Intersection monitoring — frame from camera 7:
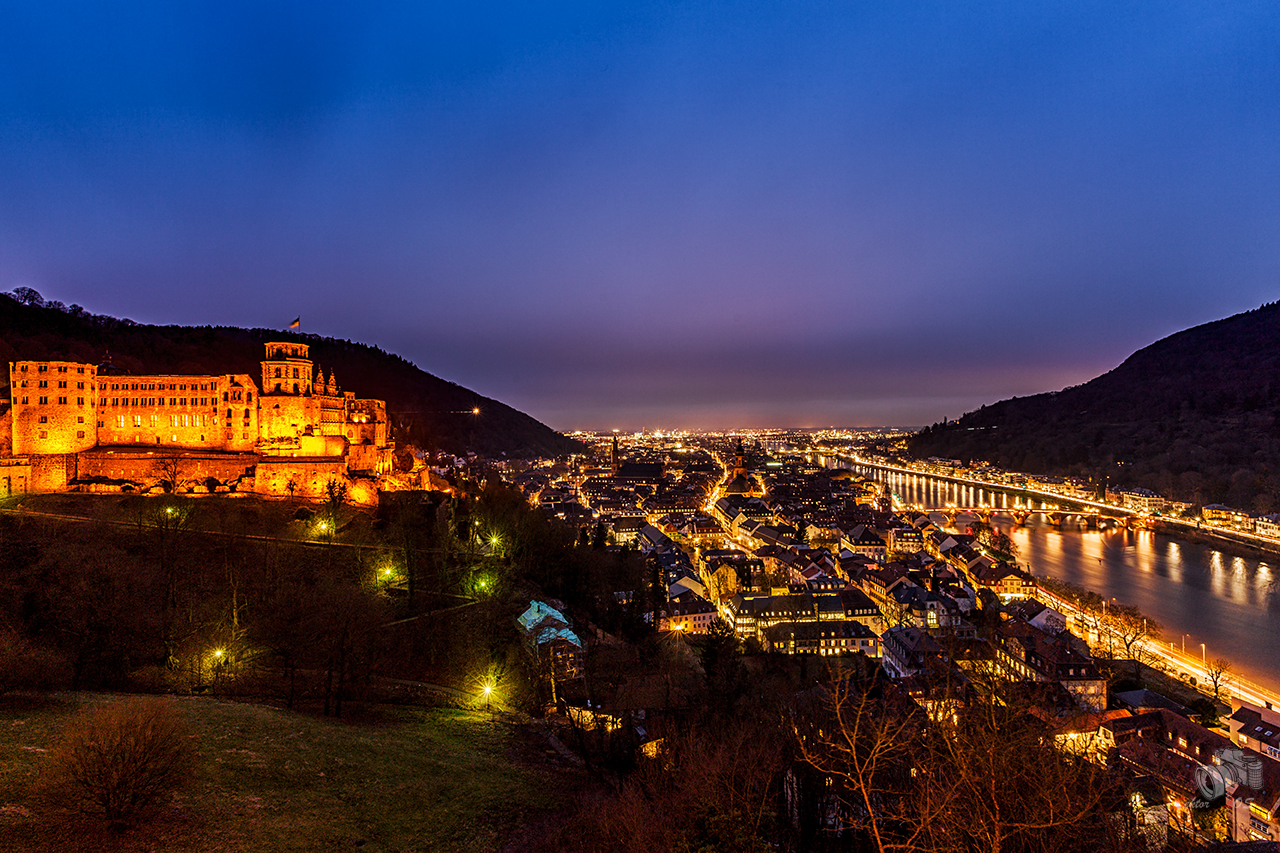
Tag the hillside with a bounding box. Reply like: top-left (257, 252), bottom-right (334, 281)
top-left (909, 301), bottom-right (1280, 511)
top-left (0, 292), bottom-right (581, 458)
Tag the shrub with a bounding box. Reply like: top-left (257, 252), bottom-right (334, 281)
top-left (0, 628), bottom-right (71, 695)
top-left (40, 697), bottom-right (198, 829)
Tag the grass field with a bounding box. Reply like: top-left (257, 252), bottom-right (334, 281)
top-left (0, 693), bottom-right (577, 852)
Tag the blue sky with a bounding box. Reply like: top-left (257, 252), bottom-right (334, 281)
top-left (2, 1), bottom-right (1278, 429)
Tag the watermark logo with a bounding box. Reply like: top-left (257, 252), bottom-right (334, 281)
top-left (1192, 747), bottom-right (1260, 809)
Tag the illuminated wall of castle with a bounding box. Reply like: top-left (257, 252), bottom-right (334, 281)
top-left (4, 341), bottom-right (394, 493)
top-left (9, 361), bottom-right (99, 456)
top-left (97, 373), bottom-right (260, 452)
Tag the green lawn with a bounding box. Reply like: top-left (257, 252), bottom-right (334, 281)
top-left (0, 693), bottom-right (574, 852)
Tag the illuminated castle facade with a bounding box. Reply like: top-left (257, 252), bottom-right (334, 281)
top-left (1, 342), bottom-right (393, 501)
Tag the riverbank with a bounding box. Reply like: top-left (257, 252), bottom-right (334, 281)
top-left (1153, 518), bottom-right (1280, 560)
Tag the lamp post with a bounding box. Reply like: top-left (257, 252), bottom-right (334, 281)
top-left (482, 683), bottom-right (493, 716)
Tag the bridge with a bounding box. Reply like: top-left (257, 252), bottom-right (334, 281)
top-left (922, 506), bottom-right (1141, 529)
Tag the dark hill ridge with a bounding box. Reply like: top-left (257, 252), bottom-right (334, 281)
top-left (909, 301), bottom-right (1280, 512)
top-left (0, 293), bottom-right (580, 458)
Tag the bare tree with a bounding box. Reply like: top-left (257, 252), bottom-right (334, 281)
top-left (1205, 656), bottom-right (1233, 703)
top-left (154, 453), bottom-right (186, 493)
top-left (1105, 604), bottom-right (1160, 678)
top-left (793, 678), bottom-right (939, 853)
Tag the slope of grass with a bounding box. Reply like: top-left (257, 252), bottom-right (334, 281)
top-left (0, 693), bottom-right (573, 853)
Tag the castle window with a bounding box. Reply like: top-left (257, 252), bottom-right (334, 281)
top-left (77, 398), bottom-right (84, 406)
top-left (77, 416), bottom-right (84, 424)
top-left (58, 380), bottom-right (67, 389)
top-left (20, 365), bottom-right (26, 372)
top-left (20, 397), bottom-right (26, 404)
top-left (117, 416), bottom-right (125, 428)
top-left (292, 368), bottom-right (299, 379)
top-left (274, 368), bottom-right (281, 378)
top-left (59, 396), bottom-right (67, 404)
top-left (77, 382), bottom-right (83, 389)
top-left (226, 409), bottom-right (232, 419)
top-left (246, 392), bottom-right (252, 402)
top-left (38, 415), bottom-right (47, 424)
top-left (38, 396), bottom-right (47, 404)
top-left (78, 367), bottom-right (84, 373)
top-left (293, 383), bottom-right (299, 394)
top-left (77, 431), bottom-right (85, 439)
top-left (39, 430), bottom-right (47, 439)
top-left (133, 415), bottom-right (142, 427)
top-left (38, 380), bottom-right (47, 388)
top-left (58, 366), bottom-right (66, 373)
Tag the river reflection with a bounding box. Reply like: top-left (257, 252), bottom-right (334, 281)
top-left (819, 457), bottom-right (1280, 694)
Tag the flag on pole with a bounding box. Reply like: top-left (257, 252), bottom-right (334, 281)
top-left (288, 317), bottom-right (300, 329)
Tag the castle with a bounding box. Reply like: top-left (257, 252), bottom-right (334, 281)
top-left (0, 342), bottom-right (394, 503)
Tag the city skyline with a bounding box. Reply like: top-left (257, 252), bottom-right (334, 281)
top-left (2, 2), bottom-right (1278, 430)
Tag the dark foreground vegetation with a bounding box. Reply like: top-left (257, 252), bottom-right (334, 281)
top-left (0, 487), bottom-right (1208, 851)
top-left (911, 300), bottom-right (1280, 511)
top-left (0, 695), bottom-right (565, 852)
top-left (0, 289), bottom-right (579, 456)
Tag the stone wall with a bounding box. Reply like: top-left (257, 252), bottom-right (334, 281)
top-left (77, 448), bottom-right (259, 492)
top-left (9, 361), bottom-right (99, 455)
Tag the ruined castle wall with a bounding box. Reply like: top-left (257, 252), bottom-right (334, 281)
top-left (258, 395), bottom-right (321, 450)
top-left (254, 457), bottom-right (350, 500)
top-left (77, 448), bottom-right (259, 492)
top-left (9, 361), bottom-right (99, 456)
top-left (0, 403), bottom-right (11, 457)
top-left (0, 456), bottom-right (31, 496)
top-left (29, 453), bottom-right (77, 492)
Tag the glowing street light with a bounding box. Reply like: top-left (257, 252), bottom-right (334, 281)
top-left (482, 683), bottom-right (493, 714)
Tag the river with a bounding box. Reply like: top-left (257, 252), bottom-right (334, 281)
top-left (817, 457), bottom-right (1280, 696)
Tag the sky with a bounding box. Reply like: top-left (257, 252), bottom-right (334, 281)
top-left (1, 2), bottom-right (1279, 431)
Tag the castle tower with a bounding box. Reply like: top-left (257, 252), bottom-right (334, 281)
top-left (261, 342), bottom-right (313, 397)
top-left (611, 435), bottom-right (619, 476)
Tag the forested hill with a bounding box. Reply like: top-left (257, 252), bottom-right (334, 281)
top-left (0, 292), bottom-right (581, 458)
top-left (909, 301), bottom-right (1280, 512)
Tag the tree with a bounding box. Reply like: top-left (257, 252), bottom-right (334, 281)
top-left (321, 478), bottom-right (347, 541)
top-left (794, 675), bottom-right (1136, 853)
top-left (155, 454), bottom-right (186, 493)
top-left (698, 617), bottom-right (742, 713)
top-left (792, 678), bottom-right (933, 853)
top-left (1105, 604), bottom-right (1160, 679)
top-left (1205, 656), bottom-right (1233, 703)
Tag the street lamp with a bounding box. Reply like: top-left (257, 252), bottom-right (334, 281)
top-left (482, 683), bottom-right (493, 715)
